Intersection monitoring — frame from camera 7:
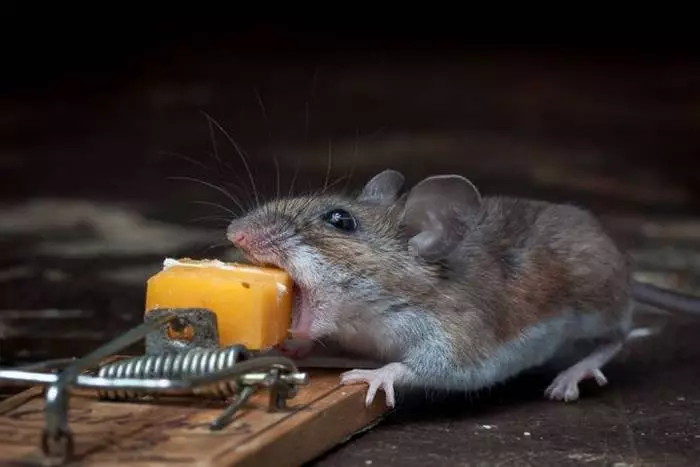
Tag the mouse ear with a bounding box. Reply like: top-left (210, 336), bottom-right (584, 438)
top-left (357, 169), bottom-right (405, 205)
top-left (401, 174), bottom-right (482, 261)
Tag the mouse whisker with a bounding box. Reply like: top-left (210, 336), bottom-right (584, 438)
top-left (192, 200), bottom-right (240, 217)
top-left (212, 157), bottom-right (253, 208)
top-left (302, 66), bottom-right (321, 145)
top-left (185, 241), bottom-right (231, 257)
top-left (311, 338), bottom-right (328, 348)
top-left (288, 161), bottom-right (301, 198)
top-left (253, 86), bottom-right (272, 141)
top-left (205, 115), bottom-right (222, 167)
top-left (341, 127), bottom-right (360, 193)
top-left (322, 138), bottom-right (333, 193)
top-left (198, 114), bottom-right (253, 205)
top-left (170, 176), bottom-right (246, 213)
top-left (163, 149), bottom-right (249, 211)
top-left (324, 174), bottom-right (350, 193)
top-left (185, 215), bottom-right (232, 226)
top-left (199, 110), bottom-right (260, 209)
top-left (159, 150), bottom-right (213, 172)
top-left (273, 155), bottom-right (281, 202)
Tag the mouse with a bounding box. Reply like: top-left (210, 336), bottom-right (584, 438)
top-left (226, 168), bottom-right (700, 407)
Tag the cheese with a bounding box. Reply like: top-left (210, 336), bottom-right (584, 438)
top-left (145, 258), bottom-right (293, 350)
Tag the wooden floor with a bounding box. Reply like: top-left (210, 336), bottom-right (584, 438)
top-left (1, 28), bottom-right (700, 465)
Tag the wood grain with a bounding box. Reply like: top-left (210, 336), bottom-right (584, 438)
top-left (0, 370), bottom-right (389, 466)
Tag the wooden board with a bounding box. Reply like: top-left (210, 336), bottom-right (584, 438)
top-left (0, 370), bottom-right (389, 466)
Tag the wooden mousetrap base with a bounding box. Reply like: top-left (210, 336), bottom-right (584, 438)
top-left (0, 369), bottom-right (389, 466)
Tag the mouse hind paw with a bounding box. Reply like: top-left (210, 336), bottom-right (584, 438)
top-left (545, 366), bottom-right (608, 402)
top-left (544, 342), bottom-right (623, 402)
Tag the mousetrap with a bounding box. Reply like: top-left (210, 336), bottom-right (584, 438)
top-left (0, 259), bottom-right (390, 466)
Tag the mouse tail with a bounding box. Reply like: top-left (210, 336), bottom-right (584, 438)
top-left (632, 280), bottom-right (700, 315)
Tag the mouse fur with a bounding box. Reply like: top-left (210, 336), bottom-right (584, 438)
top-left (226, 169), bottom-right (686, 407)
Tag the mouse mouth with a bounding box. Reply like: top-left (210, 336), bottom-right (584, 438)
top-left (232, 249), bottom-right (314, 339)
top-left (289, 282), bottom-right (314, 340)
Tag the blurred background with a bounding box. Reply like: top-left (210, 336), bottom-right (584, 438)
top-left (1, 18), bottom-right (699, 464)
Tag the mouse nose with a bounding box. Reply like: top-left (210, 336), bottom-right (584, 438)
top-left (229, 231), bottom-right (247, 247)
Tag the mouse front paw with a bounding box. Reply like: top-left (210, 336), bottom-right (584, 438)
top-left (340, 362), bottom-right (410, 408)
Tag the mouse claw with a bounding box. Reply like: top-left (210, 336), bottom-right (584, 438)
top-left (340, 363), bottom-right (409, 408)
top-left (545, 366), bottom-right (609, 402)
top-left (341, 369), bottom-right (396, 407)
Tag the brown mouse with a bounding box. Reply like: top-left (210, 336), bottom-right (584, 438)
top-left (226, 169), bottom-right (700, 407)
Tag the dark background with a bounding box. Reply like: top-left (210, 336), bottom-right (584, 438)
top-left (4, 23), bottom-right (700, 216)
top-left (1, 19), bottom-right (700, 465)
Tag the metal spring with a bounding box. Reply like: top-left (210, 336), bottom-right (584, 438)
top-left (96, 345), bottom-right (249, 401)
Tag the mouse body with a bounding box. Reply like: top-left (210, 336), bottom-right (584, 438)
top-left (227, 169), bottom-right (696, 407)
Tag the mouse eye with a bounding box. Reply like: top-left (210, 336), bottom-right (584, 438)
top-left (321, 208), bottom-right (358, 232)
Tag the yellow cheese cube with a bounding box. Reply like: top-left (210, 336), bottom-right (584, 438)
top-left (145, 258), bottom-right (293, 350)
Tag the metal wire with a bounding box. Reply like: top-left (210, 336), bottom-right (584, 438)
top-left (14, 358), bottom-right (79, 372)
top-left (96, 345), bottom-right (249, 400)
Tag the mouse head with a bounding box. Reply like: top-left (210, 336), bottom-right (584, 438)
top-left (226, 169), bottom-right (481, 340)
